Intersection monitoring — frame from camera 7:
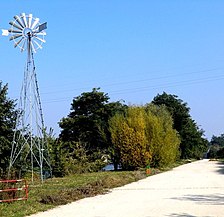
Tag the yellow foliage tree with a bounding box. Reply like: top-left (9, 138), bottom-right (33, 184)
top-left (109, 105), bottom-right (180, 169)
top-left (109, 106), bottom-right (151, 170)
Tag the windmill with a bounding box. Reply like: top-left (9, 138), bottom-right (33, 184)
top-left (2, 13), bottom-right (51, 182)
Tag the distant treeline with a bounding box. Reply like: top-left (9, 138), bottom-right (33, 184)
top-left (0, 82), bottom-right (215, 178)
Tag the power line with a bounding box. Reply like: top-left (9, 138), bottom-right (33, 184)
top-left (42, 72), bottom-right (224, 104)
top-left (40, 68), bottom-right (221, 95)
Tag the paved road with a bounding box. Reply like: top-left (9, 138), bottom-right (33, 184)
top-left (29, 160), bottom-right (224, 217)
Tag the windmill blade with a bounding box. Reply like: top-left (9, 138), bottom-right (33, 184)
top-left (30, 41), bottom-right (36, 53)
top-left (31, 18), bottom-right (40, 30)
top-left (20, 39), bottom-right (26, 52)
top-left (9, 21), bottom-right (23, 31)
top-left (28, 14), bottom-right (33, 28)
top-left (33, 39), bottom-right (42, 49)
top-left (32, 28), bottom-right (39, 33)
top-left (34, 36), bottom-right (46, 43)
top-left (8, 29), bottom-right (22, 34)
top-left (36, 31), bottom-right (46, 36)
top-left (14, 37), bottom-right (24, 48)
top-left (10, 34), bottom-right (23, 41)
top-left (14, 15), bottom-right (25, 28)
top-left (21, 13), bottom-right (28, 27)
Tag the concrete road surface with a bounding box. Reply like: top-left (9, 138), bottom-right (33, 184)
top-left (28, 160), bottom-right (224, 217)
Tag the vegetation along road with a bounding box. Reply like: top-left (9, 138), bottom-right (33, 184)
top-left (28, 160), bottom-right (224, 217)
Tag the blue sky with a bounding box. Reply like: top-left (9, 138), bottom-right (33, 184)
top-left (0, 0), bottom-right (224, 139)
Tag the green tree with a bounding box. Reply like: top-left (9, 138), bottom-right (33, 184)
top-left (145, 104), bottom-right (180, 167)
top-left (180, 119), bottom-right (207, 159)
top-left (59, 88), bottom-right (110, 150)
top-left (59, 88), bottom-right (126, 166)
top-left (152, 92), bottom-right (207, 159)
top-left (0, 82), bottom-right (17, 177)
top-left (208, 134), bottom-right (224, 159)
top-left (48, 139), bottom-right (64, 177)
top-left (210, 134), bottom-right (224, 146)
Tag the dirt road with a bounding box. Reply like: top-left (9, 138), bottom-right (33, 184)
top-left (28, 160), bottom-right (224, 217)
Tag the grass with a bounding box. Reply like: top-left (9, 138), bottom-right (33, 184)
top-left (0, 170), bottom-right (147, 217)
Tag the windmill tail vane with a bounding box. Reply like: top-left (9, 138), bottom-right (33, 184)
top-left (2, 29), bottom-right (9, 36)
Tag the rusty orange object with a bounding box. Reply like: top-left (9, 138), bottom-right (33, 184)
top-left (146, 168), bottom-right (151, 175)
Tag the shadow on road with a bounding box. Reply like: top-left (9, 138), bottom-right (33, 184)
top-left (171, 193), bottom-right (224, 205)
top-left (216, 161), bottom-right (224, 174)
top-left (167, 213), bottom-right (211, 217)
top-left (167, 213), bottom-right (196, 217)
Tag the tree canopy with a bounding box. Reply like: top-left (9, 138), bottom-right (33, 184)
top-left (59, 88), bottom-right (110, 150)
top-left (56, 89), bottom-right (209, 174)
top-left (152, 92), bottom-right (207, 159)
top-left (145, 104), bottom-right (180, 167)
top-left (210, 134), bottom-right (224, 146)
top-left (109, 106), bottom-right (151, 170)
top-left (58, 88), bottom-right (127, 173)
top-left (0, 82), bottom-right (17, 177)
top-left (0, 82), bottom-right (213, 177)
top-left (208, 133), bottom-right (224, 159)
top-left (109, 105), bottom-right (180, 169)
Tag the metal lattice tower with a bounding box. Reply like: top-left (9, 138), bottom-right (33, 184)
top-left (2, 13), bottom-right (51, 182)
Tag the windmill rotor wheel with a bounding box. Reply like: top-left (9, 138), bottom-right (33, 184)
top-left (8, 13), bottom-right (46, 53)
